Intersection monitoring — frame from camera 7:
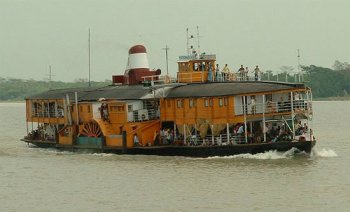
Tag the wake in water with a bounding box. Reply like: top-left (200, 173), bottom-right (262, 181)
top-left (206, 147), bottom-right (338, 160)
top-left (311, 148), bottom-right (338, 158)
top-left (206, 147), bottom-right (303, 160)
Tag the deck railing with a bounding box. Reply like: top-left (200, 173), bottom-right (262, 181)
top-left (234, 100), bottom-right (312, 115)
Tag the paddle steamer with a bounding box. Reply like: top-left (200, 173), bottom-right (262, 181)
top-left (22, 42), bottom-right (316, 157)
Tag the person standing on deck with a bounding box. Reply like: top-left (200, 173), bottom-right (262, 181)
top-left (133, 134), bottom-right (140, 146)
top-left (222, 64), bottom-right (230, 81)
top-left (254, 65), bottom-right (261, 81)
top-left (208, 64), bottom-right (213, 82)
top-left (215, 64), bottom-right (220, 81)
top-left (238, 65), bottom-right (245, 81)
top-left (245, 67), bottom-right (249, 80)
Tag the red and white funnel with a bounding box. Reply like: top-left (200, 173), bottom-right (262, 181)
top-left (112, 45), bottom-right (161, 85)
top-left (126, 45), bottom-right (150, 70)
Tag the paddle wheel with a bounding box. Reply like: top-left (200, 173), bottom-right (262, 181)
top-left (80, 121), bottom-right (102, 138)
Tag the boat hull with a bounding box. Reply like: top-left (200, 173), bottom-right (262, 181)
top-left (21, 139), bottom-right (316, 157)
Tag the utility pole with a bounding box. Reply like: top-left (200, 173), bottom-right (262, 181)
top-left (162, 45), bottom-right (170, 75)
top-left (297, 49), bottom-right (301, 82)
top-left (49, 65), bottom-right (52, 82)
top-left (88, 28), bottom-right (91, 87)
top-left (47, 65), bottom-right (55, 89)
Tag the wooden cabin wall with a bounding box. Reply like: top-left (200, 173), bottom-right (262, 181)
top-left (108, 103), bottom-right (127, 124)
top-left (71, 103), bottom-right (93, 124)
top-left (161, 96), bottom-right (242, 125)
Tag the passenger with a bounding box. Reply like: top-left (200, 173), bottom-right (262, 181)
top-left (201, 62), bottom-right (206, 71)
top-left (303, 123), bottom-right (308, 133)
top-left (238, 65), bottom-right (245, 81)
top-left (254, 65), bottom-right (261, 81)
top-left (237, 124), bottom-right (244, 143)
top-left (161, 129), bottom-right (167, 145)
top-left (215, 64), bottom-right (220, 81)
top-left (169, 129), bottom-right (174, 144)
top-left (133, 134), bottom-right (140, 146)
top-left (222, 64), bottom-right (230, 81)
top-left (208, 64), bottom-right (213, 82)
top-left (249, 96), bottom-right (256, 114)
top-left (245, 67), bottom-right (249, 80)
top-left (153, 130), bottom-right (159, 145)
top-left (166, 129), bottom-right (171, 144)
top-left (294, 121), bottom-right (300, 135)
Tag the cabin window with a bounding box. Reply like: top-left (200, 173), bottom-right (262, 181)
top-left (224, 97), bottom-right (228, 106)
top-left (204, 99), bottom-right (209, 107)
top-left (111, 105), bottom-right (124, 112)
top-left (194, 63), bottom-right (198, 71)
top-left (128, 105), bottom-right (133, 112)
top-left (87, 105), bottom-right (91, 113)
top-left (189, 99), bottom-right (194, 108)
top-left (177, 99), bottom-right (183, 108)
top-left (219, 98), bottom-right (223, 107)
top-left (209, 98), bottom-right (213, 107)
top-left (80, 106), bottom-right (83, 112)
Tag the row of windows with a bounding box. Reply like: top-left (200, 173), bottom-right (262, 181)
top-left (173, 98), bottom-right (229, 108)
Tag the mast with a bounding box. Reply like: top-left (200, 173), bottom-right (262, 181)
top-left (186, 28), bottom-right (190, 56)
top-left (88, 28), bottom-right (91, 87)
top-left (162, 45), bottom-right (170, 75)
top-left (196, 25), bottom-right (200, 56)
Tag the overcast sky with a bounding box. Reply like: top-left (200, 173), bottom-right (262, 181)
top-left (1, 0), bottom-right (349, 82)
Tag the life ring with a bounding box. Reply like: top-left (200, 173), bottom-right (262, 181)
top-left (141, 114), bottom-right (146, 120)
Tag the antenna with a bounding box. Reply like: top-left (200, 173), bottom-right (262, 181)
top-left (162, 45), bottom-right (170, 75)
top-left (196, 25), bottom-right (200, 56)
top-left (186, 28), bottom-right (195, 56)
top-left (186, 28), bottom-right (189, 56)
top-left (88, 28), bottom-right (91, 87)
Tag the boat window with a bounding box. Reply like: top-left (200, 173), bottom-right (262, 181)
top-left (224, 97), bottom-right (228, 106)
top-left (204, 99), bottom-right (209, 107)
top-left (177, 99), bottom-right (183, 108)
top-left (87, 105), bottom-right (91, 113)
top-left (189, 99), bottom-right (194, 108)
top-left (128, 105), bottom-right (133, 112)
top-left (218, 98), bottom-right (223, 107)
top-left (209, 98), bottom-right (213, 107)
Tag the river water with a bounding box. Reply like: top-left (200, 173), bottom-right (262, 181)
top-left (0, 102), bottom-right (349, 211)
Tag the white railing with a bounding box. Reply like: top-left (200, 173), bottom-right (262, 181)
top-left (234, 100), bottom-right (311, 115)
top-left (31, 109), bottom-right (64, 118)
top-left (130, 101), bottom-right (160, 122)
top-left (141, 75), bottom-right (177, 84)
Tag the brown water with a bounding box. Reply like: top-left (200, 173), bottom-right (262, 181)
top-left (0, 102), bottom-right (349, 211)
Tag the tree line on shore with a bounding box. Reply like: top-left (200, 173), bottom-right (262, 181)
top-left (1, 61), bottom-right (350, 101)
